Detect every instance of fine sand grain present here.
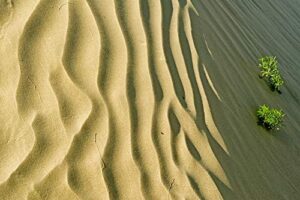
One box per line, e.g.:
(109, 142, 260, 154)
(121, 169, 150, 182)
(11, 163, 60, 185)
(0, 0, 300, 199)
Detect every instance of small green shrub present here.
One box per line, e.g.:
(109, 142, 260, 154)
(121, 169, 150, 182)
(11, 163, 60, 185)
(258, 56, 284, 92)
(256, 105, 285, 130)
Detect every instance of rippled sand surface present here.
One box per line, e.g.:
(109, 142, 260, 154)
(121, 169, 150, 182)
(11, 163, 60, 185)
(0, 0, 299, 199)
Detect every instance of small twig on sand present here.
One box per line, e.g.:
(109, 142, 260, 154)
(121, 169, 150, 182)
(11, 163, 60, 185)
(94, 133, 106, 170)
(169, 178, 175, 192)
(168, 178, 175, 200)
(58, 2, 74, 10)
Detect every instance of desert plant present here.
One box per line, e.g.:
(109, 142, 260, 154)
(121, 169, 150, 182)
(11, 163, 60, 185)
(270, 73, 284, 91)
(258, 56, 284, 91)
(256, 104, 285, 130)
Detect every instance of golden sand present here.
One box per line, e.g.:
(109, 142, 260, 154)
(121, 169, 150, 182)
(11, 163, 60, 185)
(0, 0, 299, 199)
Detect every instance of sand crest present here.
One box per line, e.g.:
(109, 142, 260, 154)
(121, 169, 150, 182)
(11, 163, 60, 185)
(0, 0, 299, 199)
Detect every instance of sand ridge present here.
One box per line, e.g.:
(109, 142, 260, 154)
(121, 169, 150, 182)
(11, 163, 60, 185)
(0, 0, 300, 199)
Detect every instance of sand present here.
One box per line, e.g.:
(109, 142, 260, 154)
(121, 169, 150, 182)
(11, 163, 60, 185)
(0, 0, 299, 199)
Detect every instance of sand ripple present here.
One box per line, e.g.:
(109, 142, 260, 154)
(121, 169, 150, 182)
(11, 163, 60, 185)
(0, 0, 299, 199)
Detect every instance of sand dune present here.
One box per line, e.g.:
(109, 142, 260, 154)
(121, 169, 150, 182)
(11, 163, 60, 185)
(0, 0, 299, 199)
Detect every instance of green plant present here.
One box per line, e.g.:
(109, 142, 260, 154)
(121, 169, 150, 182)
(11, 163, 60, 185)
(258, 56, 284, 91)
(256, 105, 285, 130)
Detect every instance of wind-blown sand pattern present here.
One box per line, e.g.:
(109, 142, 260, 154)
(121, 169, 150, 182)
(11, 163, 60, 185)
(0, 0, 300, 199)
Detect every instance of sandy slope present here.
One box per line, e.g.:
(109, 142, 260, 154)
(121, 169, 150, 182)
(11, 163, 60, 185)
(0, 0, 299, 199)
